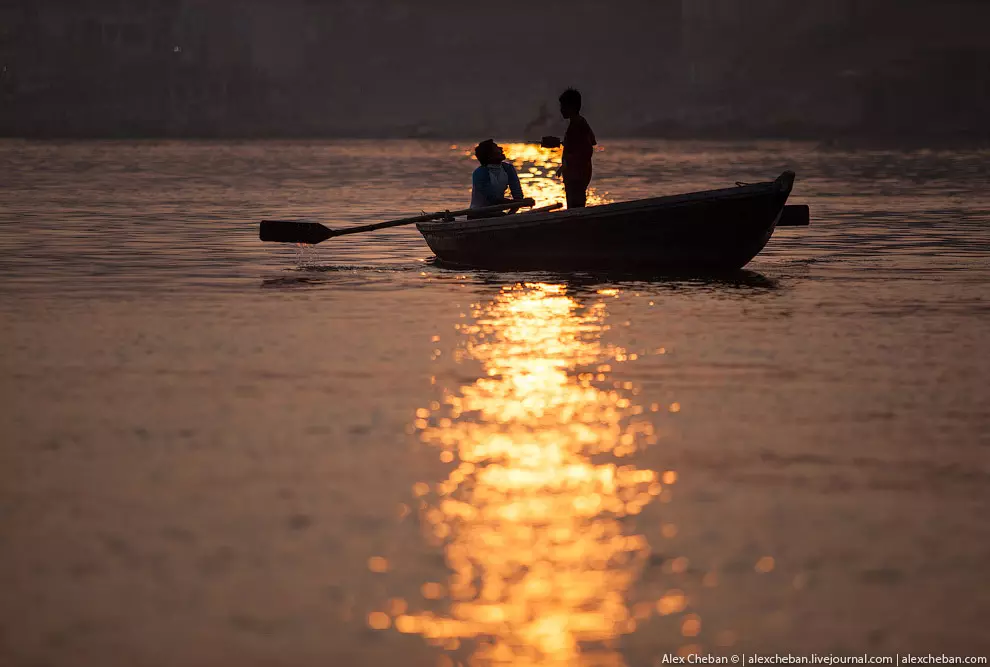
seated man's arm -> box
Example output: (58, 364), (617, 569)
(504, 163), (525, 200)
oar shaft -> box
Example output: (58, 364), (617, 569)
(527, 203), (564, 214)
(329, 212), (446, 237)
(329, 198), (535, 237)
(259, 198), (538, 245)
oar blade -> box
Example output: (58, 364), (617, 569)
(777, 204), (810, 227)
(259, 220), (334, 244)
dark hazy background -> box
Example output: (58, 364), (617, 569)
(2, 0), (988, 141)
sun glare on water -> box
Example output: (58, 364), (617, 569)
(393, 283), (671, 666)
(456, 144), (609, 210)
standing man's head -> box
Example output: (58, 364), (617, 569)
(559, 88), (582, 119)
(475, 139), (506, 165)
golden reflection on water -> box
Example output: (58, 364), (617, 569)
(456, 143), (609, 209)
(399, 283), (664, 666)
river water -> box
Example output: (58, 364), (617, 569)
(1, 140), (988, 666)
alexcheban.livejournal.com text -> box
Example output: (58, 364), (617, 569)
(658, 655), (988, 665)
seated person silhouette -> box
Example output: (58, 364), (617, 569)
(469, 139), (524, 219)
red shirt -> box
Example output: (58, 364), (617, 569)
(562, 114), (596, 181)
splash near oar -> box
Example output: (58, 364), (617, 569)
(260, 199), (536, 245)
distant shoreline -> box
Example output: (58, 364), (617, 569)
(2, 130), (988, 151)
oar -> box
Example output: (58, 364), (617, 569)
(778, 204), (810, 227)
(260, 198), (536, 244)
(526, 204), (564, 214)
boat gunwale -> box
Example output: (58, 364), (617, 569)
(417, 173), (791, 235)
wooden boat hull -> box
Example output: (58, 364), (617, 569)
(417, 171), (796, 272)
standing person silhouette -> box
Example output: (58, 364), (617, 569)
(542, 88), (597, 208)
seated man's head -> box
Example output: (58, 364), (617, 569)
(475, 139), (505, 165)
(559, 88), (582, 119)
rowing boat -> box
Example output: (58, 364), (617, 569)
(416, 171), (802, 272)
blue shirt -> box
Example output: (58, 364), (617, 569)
(470, 162), (524, 209)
